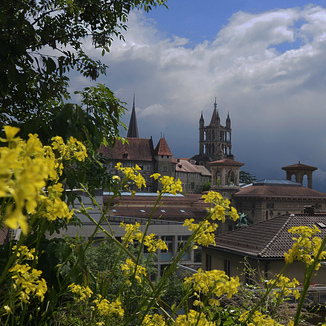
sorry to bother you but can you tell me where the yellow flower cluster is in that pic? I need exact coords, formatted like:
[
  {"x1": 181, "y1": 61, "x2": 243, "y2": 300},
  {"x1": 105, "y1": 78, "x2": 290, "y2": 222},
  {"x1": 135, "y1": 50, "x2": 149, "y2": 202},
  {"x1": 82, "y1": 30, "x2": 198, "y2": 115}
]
[
  {"x1": 115, "y1": 162, "x2": 146, "y2": 189},
  {"x1": 143, "y1": 313, "x2": 166, "y2": 325},
  {"x1": 284, "y1": 226, "x2": 326, "y2": 269},
  {"x1": 267, "y1": 275, "x2": 300, "y2": 299},
  {"x1": 184, "y1": 219, "x2": 218, "y2": 246},
  {"x1": 143, "y1": 233, "x2": 168, "y2": 252},
  {"x1": 119, "y1": 222, "x2": 168, "y2": 252},
  {"x1": 10, "y1": 264, "x2": 47, "y2": 303},
  {"x1": 92, "y1": 295, "x2": 124, "y2": 317},
  {"x1": 39, "y1": 183, "x2": 74, "y2": 222},
  {"x1": 175, "y1": 310, "x2": 216, "y2": 326},
  {"x1": 184, "y1": 268, "x2": 240, "y2": 308},
  {"x1": 0, "y1": 126, "x2": 83, "y2": 234},
  {"x1": 121, "y1": 258, "x2": 147, "y2": 284},
  {"x1": 120, "y1": 222, "x2": 143, "y2": 246},
  {"x1": 239, "y1": 311, "x2": 284, "y2": 326},
  {"x1": 12, "y1": 245, "x2": 37, "y2": 260},
  {"x1": 51, "y1": 136, "x2": 87, "y2": 162},
  {"x1": 8, "y1": 245, "x2": 47, "y2": 304},
  {"x1": 157, "y1": 175, "x2": 183, "y2": 195},
  {"x1": 202, "y1": 191, "x2": 239, "y2": 222},
  {"x1": 68, "y1": 283, "x2": 93, "y2": 301}
]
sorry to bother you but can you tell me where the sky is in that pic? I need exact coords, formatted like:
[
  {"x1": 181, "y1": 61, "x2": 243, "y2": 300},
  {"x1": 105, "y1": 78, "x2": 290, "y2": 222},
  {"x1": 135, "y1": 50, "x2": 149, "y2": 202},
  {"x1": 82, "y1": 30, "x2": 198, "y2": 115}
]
[{"x1": 70, "y1": 0, "x2": 326, "y2": 192}]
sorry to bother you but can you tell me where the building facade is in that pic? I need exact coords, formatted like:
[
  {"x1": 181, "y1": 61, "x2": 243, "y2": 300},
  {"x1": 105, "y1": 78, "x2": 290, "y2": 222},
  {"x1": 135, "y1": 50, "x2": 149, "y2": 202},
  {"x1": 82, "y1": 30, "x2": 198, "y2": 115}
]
[{"x1": 99, "y1": 98, "x2": 211, "y2": 194}]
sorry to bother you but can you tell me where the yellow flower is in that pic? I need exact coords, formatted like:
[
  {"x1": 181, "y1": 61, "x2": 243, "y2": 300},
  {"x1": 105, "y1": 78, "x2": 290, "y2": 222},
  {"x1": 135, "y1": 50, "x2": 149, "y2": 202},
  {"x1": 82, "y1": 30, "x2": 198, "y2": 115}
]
[
  {"x1": 175, "y1": 310, "x2": 216, "y2": 325},
  {"x1": 143, "y1": 313, "x2": 166, "y2": 326},
  {"x1": 68, "y1": 283, "x2": 93, "y2": 301},
  {"x1": 184, "y1": 268, "x2": 240, "y2": 304},
  {"x1": 10, "y1": 263, "x2": 47, "y2": 303},
  {"x1": 92, "y1": 295, "x2": 124, "y2": 317},
  {"x1": 121, "y1": 258, "x2": 147, "y2": 284},
  {"x1": 1, "y1": 126, "x2": 21, "y2": 142},
  {"x1": 150, "y1": 173, "x2": 161, "y2": 180}
]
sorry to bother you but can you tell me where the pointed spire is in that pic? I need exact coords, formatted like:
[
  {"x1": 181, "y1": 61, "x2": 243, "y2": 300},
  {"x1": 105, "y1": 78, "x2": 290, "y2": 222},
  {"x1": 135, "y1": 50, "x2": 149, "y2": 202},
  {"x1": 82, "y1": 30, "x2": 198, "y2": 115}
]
[
  {"x1": 210, "y1": 99, "x2": 219, "y2": 126},
  {"x1": 226, "y1": 111, "x2": 231, "y2": 128},
  {"x1": 127, "y1": 93, "x2": 139, "y2": 138}
]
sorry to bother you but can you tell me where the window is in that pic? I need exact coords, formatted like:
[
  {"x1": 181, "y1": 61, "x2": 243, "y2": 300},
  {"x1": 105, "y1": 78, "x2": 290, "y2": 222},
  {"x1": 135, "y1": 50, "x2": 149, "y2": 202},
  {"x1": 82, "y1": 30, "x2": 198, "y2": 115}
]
[
  {"x1": 161, "y1": 236, "x2": 174, "y2": 261},
  {"x1": 177, "y1": 236, "x2": 190, "y2": 260},
  {"x1": 147, "y1": 164, "x2": 152, "y2": 171},
  {"x1": 224, "y1": 259, "x2": 231, "y2": 277},
  {"x1": 163, "y1": 166, "x2": 168, "y2": 172},
  {"x1": 267, "y1": 202, "x2": 274, "y2": 209},
  {"x1": 108, "y1": 162, "x2": 114, "y2": 169},
  {"x1": 206, "y1": 254, "x2": 212, "y2": 271}
]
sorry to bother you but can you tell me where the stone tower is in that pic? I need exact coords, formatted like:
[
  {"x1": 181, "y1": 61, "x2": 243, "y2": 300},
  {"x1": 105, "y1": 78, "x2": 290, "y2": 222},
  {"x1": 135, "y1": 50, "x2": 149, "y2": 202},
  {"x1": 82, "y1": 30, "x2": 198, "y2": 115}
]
[
  {"x1": 199, "y1": 99, "x2": 234, "y2": 161},
  {"x1": 282, "y1": 162, "x2": 317, "y2": 189}
]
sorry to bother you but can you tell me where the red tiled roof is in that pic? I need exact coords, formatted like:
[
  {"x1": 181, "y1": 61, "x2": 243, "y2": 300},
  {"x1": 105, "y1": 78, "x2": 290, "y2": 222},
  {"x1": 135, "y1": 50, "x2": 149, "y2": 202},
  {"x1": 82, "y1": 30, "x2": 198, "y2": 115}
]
[
  {"x1": 233, "y1": 184, "x2": 326, "y2": 199},
  {"x1": 208, "y1": 159, "x2": 244, "y2": 167},
  {"x1": 282, "y1": 162, "x2": 317, "y2": 171},
  {"x1": 104, "y1": 193, "x2": 208, "y2": 222},
  {"x1": 154, "y1": 138, "x2": 173, "y2": 156},
  {"x1": 176, "y1": 159, "x2": 211, "y2": 176},
  {"x1": 98, "y1": 138, "x2": 154, "y2": 161},
  {"x1": 213, "y1": 214, "x2": 326, "y2": 258}
]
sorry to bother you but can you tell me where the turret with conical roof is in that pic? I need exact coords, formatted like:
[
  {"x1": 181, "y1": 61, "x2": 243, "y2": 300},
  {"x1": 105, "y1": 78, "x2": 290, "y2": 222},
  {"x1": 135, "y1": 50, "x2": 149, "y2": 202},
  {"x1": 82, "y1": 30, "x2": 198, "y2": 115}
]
[{"x1": 127, "y1": 94, "x2": 139, "y2": 138}]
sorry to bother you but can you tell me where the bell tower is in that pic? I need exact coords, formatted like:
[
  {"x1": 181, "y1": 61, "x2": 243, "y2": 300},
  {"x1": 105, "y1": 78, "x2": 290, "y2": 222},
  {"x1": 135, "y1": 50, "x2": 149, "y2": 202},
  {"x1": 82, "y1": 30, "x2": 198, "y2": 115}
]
[{"x1": 199, "y1": 99, "x2": 234, "y2": 161}]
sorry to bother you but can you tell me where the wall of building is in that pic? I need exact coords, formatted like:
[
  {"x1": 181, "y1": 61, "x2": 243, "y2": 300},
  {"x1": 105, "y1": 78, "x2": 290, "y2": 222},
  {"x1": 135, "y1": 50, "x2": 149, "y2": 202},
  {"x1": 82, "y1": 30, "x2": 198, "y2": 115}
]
[
  {"x1": 202, "y1": 247, "x2": 326, "y2": 285},
  {"x1": 235, "y1": 198, "x2": 325, "y2": 224}
]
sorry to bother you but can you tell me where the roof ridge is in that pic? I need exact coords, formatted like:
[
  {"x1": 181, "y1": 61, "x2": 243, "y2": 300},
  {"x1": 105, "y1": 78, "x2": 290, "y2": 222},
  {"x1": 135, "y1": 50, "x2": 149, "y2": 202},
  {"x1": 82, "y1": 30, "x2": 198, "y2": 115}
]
[{"x1": 259, "y1": 216, "x2": 292, "y2": 257}]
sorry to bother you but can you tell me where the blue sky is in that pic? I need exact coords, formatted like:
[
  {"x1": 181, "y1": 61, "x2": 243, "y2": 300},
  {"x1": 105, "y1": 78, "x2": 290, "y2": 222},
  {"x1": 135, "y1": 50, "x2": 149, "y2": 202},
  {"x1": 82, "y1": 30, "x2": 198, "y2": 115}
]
[{"x1": 70, "y1": 0, "x2": 326, "y2": 192}]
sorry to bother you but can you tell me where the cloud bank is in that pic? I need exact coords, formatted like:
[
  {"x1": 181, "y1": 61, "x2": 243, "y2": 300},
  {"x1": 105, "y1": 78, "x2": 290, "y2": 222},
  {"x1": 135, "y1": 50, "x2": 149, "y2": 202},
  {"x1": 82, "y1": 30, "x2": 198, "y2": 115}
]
[{"x1": 71, "y1": 5, "x2": 326, "y2": 191}]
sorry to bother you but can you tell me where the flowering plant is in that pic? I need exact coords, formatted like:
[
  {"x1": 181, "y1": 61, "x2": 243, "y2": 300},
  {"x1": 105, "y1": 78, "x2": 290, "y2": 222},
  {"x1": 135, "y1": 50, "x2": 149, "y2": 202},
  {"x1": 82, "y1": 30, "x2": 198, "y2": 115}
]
[{"x1": 0, "y1": 127, "x2": 326, "y2": 325}]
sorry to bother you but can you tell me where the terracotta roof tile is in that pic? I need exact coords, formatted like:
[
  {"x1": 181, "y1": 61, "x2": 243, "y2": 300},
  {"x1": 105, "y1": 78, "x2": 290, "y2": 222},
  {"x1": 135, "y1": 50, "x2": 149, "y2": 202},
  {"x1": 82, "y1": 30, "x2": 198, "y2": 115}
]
[
  {"x1": 98, "y1": 138, "x2": 154, "y2": 161},
  {"x1": 176, "y1": 159, "x2": 211, "y2": 176},
  {"x1": 282, "y1": 162, "x2": 317, "y2": 171},
  {"x1": 213, "y1": 214, "x2": 326, "y2": 258},
  {"x1": 233, "y1": 184, "x2": 326, "y2": 199},
  {"x1": 154, "y1": 138, "x2": 173, "y2": 156},
  {"x1": 104, "y1": 193, "x2": 208, "y2": 222},
  {"x1": 208, "y1": 159, "x2": 244, "y2": 167}
]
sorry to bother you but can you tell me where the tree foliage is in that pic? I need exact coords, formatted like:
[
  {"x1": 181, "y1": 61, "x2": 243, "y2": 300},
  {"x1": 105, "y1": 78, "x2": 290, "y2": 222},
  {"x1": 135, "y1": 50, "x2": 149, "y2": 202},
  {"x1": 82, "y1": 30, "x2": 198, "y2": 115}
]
[
  {"x1": 0, "y1": 0, "x2": 167, "y2": 125},
  {"x1": 0, "y1": 0, "x2": 167, "y2": 195},
  {"x1": 239, "y1": 170, "x2": 257, "y2": 184}
]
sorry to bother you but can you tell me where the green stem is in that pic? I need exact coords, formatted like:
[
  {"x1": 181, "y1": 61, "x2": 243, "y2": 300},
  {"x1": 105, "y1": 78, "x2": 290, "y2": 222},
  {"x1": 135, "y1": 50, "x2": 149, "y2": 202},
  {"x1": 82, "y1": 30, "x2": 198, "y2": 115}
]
[
  {"x1": 293, "y1": 235, "x2": 326, "y2": 326},
  {"x1": 242, "y1": 263, "x2": 289, "y2": 325}
]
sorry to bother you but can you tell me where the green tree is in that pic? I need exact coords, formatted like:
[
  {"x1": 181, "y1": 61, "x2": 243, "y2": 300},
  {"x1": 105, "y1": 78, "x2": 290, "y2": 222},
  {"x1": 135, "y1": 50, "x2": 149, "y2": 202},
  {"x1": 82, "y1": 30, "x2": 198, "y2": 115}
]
[
  {"x1": 0, "y1": 0, "x2": 167, "y2": 195},
  {"x1": 0, "y1": 0, "x2": 167, "y2": 128},
  {"x1": 239, "y1": 170, "x2": 257, "y2": 184},
  {"x1": 202, "y1": 181, "x2": 211, "y2": 192}
]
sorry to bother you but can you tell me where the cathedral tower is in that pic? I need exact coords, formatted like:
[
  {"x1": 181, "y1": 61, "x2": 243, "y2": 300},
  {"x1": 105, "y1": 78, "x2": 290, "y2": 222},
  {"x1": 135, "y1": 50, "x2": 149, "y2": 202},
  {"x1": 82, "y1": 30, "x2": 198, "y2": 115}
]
[{"x1": 199, "y1": 99, "x2": 234, "y2": 161}]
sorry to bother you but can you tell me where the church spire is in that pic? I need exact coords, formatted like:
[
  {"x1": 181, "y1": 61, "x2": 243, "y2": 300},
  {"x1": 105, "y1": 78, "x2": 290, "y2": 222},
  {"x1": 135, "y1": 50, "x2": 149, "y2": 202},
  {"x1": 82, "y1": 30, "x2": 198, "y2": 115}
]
[
  {"x1": 127, "y1": 93, "x2": 139, "y2": 138},
  {"x1": 210, "y1": 98, "x2": 219, "y2": 126},
  {"x1": 226, "y1": 111, "x2": 231, "y2": 128}
]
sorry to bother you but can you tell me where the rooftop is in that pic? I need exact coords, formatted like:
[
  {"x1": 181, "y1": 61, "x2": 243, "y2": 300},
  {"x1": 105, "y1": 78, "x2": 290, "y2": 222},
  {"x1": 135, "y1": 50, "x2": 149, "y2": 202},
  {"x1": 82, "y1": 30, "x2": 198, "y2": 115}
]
[
  {"x1": 233, "y1": 181, "x2": 326, "y2": 199},
  {"x1": 99, "y1": 138, "x2": 154, "y2": 162},
  {"x1": 212, "y1": 214, "x2": 326, "y2": 259}
]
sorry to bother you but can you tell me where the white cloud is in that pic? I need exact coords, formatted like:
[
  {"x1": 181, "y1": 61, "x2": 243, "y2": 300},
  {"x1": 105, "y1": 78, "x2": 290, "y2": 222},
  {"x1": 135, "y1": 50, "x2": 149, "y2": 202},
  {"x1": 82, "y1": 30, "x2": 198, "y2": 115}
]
[{"x1": 74, "y1": 5, "x2": 326, "y2": 191}]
